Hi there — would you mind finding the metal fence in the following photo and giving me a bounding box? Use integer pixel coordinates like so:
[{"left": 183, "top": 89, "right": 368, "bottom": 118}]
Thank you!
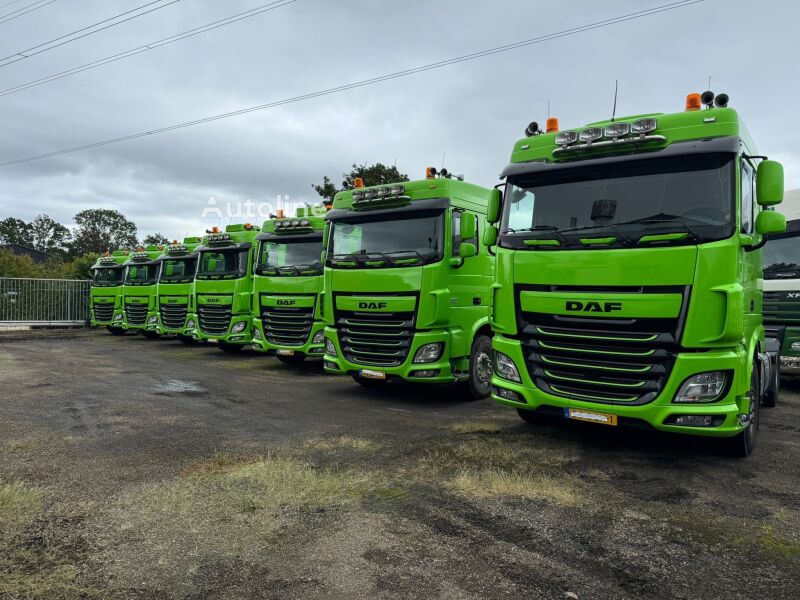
[{"left": 0, "top": 277, "right": 91, "bottom": 327}]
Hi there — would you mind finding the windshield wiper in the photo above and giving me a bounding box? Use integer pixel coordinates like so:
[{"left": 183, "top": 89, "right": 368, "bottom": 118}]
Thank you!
[
  {"left": 504, "top": 225, "right": 571, "bottom": 246},
  {"left": 614, "top": 214, "right": 701, "bottom": 242},
  {"left": 383, "top": 250, "right": 430, "bottom": 265},
  {"left": 552, "top": 223, "right": 635, "bottom": 246}
]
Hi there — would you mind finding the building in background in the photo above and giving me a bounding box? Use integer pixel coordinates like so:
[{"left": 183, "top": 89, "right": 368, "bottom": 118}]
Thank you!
[{"left": 0, "top": 243, "right": 50, "bottom": 264}]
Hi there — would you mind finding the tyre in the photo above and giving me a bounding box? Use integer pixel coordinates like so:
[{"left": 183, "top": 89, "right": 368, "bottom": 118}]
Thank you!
[
  {"left": 762, "top": 362, "right": 779, "bottom": 408},
  {"left": 727, "top": 366, "right": 760, "bottom": 457},
  {"left": 466, "top": 334, "right": 493, "bottom": 400},
  {"left": 177, "top": 334, "right": 196, "bottom": 345},
  {"left": 218, "top": 341, "right": 244, "bottom": 353},
  {"left": 516, "top": 408, "right": 541, "bottom": 424},
  {"left": 106, "top": 326, "right": 126, "bottom": 336},
  {"left": 141, "top": 330, "right": 160, "bottom": 339},
  {"left": 352, "top": 375, "right": 386, "bottom": 388},
  {"left": 277, "top": 353, "right": 306, "bottom": 365}
]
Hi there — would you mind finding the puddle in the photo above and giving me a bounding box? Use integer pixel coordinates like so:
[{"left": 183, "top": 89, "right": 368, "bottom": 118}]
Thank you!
[{"left": 154, "top": 379, "right": 205, "bottom": 396}]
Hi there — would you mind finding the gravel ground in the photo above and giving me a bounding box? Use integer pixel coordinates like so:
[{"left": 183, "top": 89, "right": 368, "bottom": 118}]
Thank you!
[{"left": 0, "top": 329, "right": 798, "bottom": 599}]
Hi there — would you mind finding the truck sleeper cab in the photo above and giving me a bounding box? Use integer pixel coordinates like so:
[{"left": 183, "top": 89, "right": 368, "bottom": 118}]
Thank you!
[
  {"left": 155, "top": 236, "right": 201, "bottom": 343},
  {"left": 763, "top": 218, "right": 800, "bottom": 375},
  {"left": 191, "top": 223, "right": 260, "bottom": 352},
  {"left": 322, "top": 174, "right": 497, "bottom": 400},
  {"left": 122, "top": 246, "right": 164, "bottom": 338},
  {"left": 485, "top": 95, "right": 785, "bottom": 456},
  {"left": 251, "top": 210, "right": 326, "bottom": 363},
  {"left": 89, "top": 249, "right": 129, "bottom": 335}
]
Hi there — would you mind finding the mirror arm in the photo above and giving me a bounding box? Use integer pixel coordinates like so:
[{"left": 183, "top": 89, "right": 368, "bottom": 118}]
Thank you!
[
  {"left": 743, "top": 154, "right": 768, "bottom": 161},
  {"left": 743, "top": 238, "right": 768, "bottom": 253}
]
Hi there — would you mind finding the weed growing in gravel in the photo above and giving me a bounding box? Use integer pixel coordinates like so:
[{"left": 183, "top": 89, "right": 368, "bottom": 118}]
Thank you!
[
  {"left": 0, "top": 481, "right": 41, "bottom": 526},
  {"left": 305, "top": 436, "right": 381, "bottom": 452},
  {"left": 449, "top": 421, "right": 505, "bottom": 434}
]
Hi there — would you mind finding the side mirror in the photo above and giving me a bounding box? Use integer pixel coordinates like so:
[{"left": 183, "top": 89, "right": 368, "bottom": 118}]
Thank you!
[
  {"left": 487, "top": 188, "right": 502, "bottom": 224},
  {"left": 757, "top": 160, "right": 784, "bottom": 206},
  {"left": 482, "top": 225, "right": 498, "bottom": 247},
  {"left": 459, "top": 242, "right": 476, "bottom": 259},
  {"left": 459, "top": 212, "right": 476, "bottom": 241},
  {"left": 755, "top": 210, "right": 786, "bottom": 236}
]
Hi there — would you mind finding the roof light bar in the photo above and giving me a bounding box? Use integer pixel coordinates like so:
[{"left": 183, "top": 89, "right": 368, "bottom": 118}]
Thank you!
[{"left": 552, "top": 118, "right": 664, "bottom": 155}]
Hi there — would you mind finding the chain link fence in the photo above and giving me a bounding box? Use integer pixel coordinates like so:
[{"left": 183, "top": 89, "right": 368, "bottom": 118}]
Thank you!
[{"left": 0, "top": 278, "right": 91, "bottom": 327}]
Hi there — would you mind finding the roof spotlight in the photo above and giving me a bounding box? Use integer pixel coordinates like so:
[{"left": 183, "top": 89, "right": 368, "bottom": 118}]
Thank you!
[
  {"left": 290, "top": 219, "right": 300, "bottom": 227},
  {"left": 440, "top": 168, "right": 449, "bottom": 178},
  {"left": 300, "top": 219, "right": 310, "bottom": 227},
  {"left": 714, "top": 93, "right": 729, "bottom": 108},
  {"left": 524, "top": 121, "right": 539, "bottom": 137},
  {"left": 700, "top": 90, "right": 715, "bottom": 107}
]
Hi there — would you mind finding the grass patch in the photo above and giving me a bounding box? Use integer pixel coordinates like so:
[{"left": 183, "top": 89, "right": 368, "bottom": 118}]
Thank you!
[
  {"left": 0, "top": 482, "right": 41, "bottom": 527},
  {"left": 449, "top": 421, "right": 504, "bottom": 434},
  {"left": 305, "top": 436, "right": 380, "bottom": 452},
  {"left": 449, "top": 467, "right": 581, "bottom": 506}
]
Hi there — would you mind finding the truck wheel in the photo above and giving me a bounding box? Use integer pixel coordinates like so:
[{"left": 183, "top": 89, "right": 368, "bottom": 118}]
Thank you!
[
  {"left": 218, "top": 341, "right": 244, "bottom": 353},
  {"left": 762, "top": 363, "right": 780, "bottom": 408},
  {"left": 177, "top": 334, "right": 196, "bottom": 345},
  {"left": 141, "top": 330, "right": 160, "bottom": 339},
  {"left": 277, "top": 354, "right": 305, "bottom": 365},
  {"left": 352, "top": 375, "right": 385, "bottom": 388},
  {"left": 516, "top": 408, "right": 541, "bottom": 424},
  {"left": 467, "top": 334, "right": 493, "bottom": 400},
  {"left": 727, "top": 367, "right": 760, "bottom": 457},
  {"left": 106, "top": 327, "right": 126, "bottom": 336}
]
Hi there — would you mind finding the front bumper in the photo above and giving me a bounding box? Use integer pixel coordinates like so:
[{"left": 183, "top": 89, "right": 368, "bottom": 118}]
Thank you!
[
  {"left": 251, "top": 318, "right": 326, "bottom": 357},
  {"left": 323, "top": 326, "right": 458, "bottom": 383},
  {"left": 491, "top": 334, "right": 749, "bottom": 438},
  {"left": 193, "top": 315, "right": 253, "bottom": 344}
]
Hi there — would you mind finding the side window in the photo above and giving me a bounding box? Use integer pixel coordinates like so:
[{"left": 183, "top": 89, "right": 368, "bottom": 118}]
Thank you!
[
  {"left": 741, "top": 160, "right": 754, "bottom": 234},
  {"left": 452, "top": 210, "right": 479, "bottom": 257}
]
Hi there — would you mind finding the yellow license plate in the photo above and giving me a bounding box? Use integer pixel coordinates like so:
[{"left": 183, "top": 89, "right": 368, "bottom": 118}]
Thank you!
[
  {"left": 276, "top": 349, "right": 295, "bottom": 356},
  {"left": 359, "top": 369, "right": 386, "bottom": 380},
  {"left": 565, "top": 408, "right": 618, "bottom": 426}
]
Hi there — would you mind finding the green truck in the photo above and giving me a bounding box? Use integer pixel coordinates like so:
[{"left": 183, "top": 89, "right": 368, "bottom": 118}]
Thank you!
[
  {"left": 484, "top": 91, "right": 785, "bottom": 455},
  {"left": 251, "top": 210, "right": 326, "bottom": 363},
  {"left": 192, "top": 223, "right": 261, "bottom": 351},
  {"left": 155, "top": 237, "right": 201, "bottom": 343},
  {"left": 89, "top": 250, "right": 130, "bottom": 334},
  {"left": 122, "top": 245, "right": 165, "bottom": 337},
  {"left": 322, "top": 173, "right": 497, "bottom": 399},
  {"left": 764, "top": 218, "right": 800, "bottom": 375}
]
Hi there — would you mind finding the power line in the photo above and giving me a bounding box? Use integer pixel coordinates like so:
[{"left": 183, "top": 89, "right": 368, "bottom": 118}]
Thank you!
[
  {"left": 0, "top": 0, "right": 298, "bottom": 97},
  {"left": 0, "top": 0, "right": 181, "bottom": 69},
  {"left": 0, "top": 0, "right": 56, "bottom": 26},
  {"left": 0, "top": 0, "right": 705, "bottom": 168},
  {"left": 0, "top": 0, "right": 28, "bottom": 10}
]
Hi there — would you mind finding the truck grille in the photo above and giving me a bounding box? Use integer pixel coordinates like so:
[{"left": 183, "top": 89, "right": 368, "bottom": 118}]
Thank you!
[
  {"left": 518, "top": 287, "right": 683, "bottom": 405},
  {"left": 93, "top": 303, "right": 114, "bottom": 322},
  {"left": 764, "top": 291, "right": 800, "bottom": 325},
  {"left": 335, "top": 309, "right": 415, "bottom": 367},
  {"left": 198, "top": 304, "right": 231, "bottom": 335},
  {"left": 160, "top": 303, "right": 188, "bottom": 330},
  {"left": 125, "top": 304, "right": 148, "bottom": 326},
  {"left": 262, "top": 305, "right": 314, "bottom": 346}
]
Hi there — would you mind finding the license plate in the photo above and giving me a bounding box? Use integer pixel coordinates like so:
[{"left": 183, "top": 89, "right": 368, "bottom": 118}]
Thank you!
[
  {"left": 276, "top": 349, "right": 295, "bottom": 356},
  {"left": 359, "top": 369, "right": 386, "bottom": 380},
  {"left": 564, "top": 407, "right": 618, "bottom": 426}
]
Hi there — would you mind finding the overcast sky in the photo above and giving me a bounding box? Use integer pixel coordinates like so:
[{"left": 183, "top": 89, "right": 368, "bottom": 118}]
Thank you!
[{"left": 1, "top": 0, "right": 799, "bottom": 240}]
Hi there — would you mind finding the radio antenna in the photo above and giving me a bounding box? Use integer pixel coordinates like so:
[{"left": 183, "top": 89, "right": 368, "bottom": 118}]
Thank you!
[{"left": 611, "top": 80, "right": 619, "bottom": 122}]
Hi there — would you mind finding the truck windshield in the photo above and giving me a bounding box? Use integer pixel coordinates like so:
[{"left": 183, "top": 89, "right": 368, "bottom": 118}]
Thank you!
[
  {"left": 502, "top": 153, "right": 735, "bottom": 249},
  {"left": 763, "top": 234, "right": 800, "bottom": 280},
  {"left": 256, "top": 238, "right": 322, "bottom": 276},
  {"left": 196, "top": 248, "right": 248, "bottom": 279},
  {"left": 328, "top": 211, "right": 444, "bottom": 268},
  {"left": 159, "top": 257, "right": 197, "bottom": 283},
  {"left": 124, "top": 263, "right": 159, "bottom": 285},
  {"left": 92, "top": 267, "right": 124, "bottom": 286}
]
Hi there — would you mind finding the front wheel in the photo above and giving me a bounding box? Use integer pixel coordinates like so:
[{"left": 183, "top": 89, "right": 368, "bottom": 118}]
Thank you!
[
  {"left": 727, "top": 366, "right": 760, "bottom": 457},
  {"left": 466, "top": 334, "right": 493, "bottom": 400},
  {"left": 218, "top": 341, "right": 245, "bottom": 353},
  {"left": 106, "top": 326, "right": 126, "bottom": 336},
  {"left": 141, "top": 330, "right": 160, "bottom": 339},
  {"left": 352, "top": 375, "right": 386, "bottom": 388},
  {"left": 276, "top": 353, "right": 306, "bottom": 365},
  {"left": 177, "top": 334, "right": 196, "bottom": 345}
]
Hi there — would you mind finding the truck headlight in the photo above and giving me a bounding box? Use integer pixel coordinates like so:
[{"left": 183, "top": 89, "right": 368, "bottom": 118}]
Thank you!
[
  {"left": 494, "top": 352, "right": 521, "bottom": 383},
  {"left": 147, "top": 316, "right": 158, "bottom": 324},
  {"left": 231, "top": 321, "right": 246, "bottom": 334},
  {"left": 673, "top": 371, "right": 728, "bottom": 403},
  {"left": 186, "top": 319, "right": 196, "bottom": 329},
  {"left": 114, "top": 313, "right": 123, "bottom": 321},
  {"left": 413, "top": 342, "right": 442, "bottom": 364},
  {"left": 791, "top": 342, "right": 800, "bottom": 352},
  {"left": 312, "top": 330, "right": 325, "bottom": 344},
  {"left": 325, "top": 337, "right": 337, "bottom": 357}
]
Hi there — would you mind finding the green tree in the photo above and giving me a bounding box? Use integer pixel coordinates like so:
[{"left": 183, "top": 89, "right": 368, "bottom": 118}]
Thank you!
[
  {"left": 70, "top": 209, "right": 138, "bottom": 256},
  {"left": 312, "top": 163, "right": 409, "bottom": 203},
  {"left": 142, "top": 233, "right": 169, "bottom": 246},
  {"left": 0, "top": 218, "right": 33, "bottom": 247},
  {"left": 0, "top": 248, "right": 46, "bottom": 277},
  {"left": 59, "top": 253, "right": 99, "bottom": 280},
  {"left": 29, "top": 214, "right": 71, "bottom": 257}
]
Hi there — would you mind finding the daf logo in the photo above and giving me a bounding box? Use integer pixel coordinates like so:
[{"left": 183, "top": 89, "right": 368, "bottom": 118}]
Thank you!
[
  {"left": 359, "top": 301, "right": 387, "bottom": 310},
  {"left": 566, "top": 300, "right": 622, "bottom": 313},
  {"left": 277, "top": 299, "right": 296, "bottom": 306},
  {"left": 205, "top": 297, "right": 222, "bottom": 304}
]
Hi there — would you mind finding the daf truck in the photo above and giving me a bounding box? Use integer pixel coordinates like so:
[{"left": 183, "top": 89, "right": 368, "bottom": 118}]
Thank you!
[
  {"left": 322, "top": 172, "right": 497, "bottom": 399},
  {"left": 484, "top": 92, "right": 785, "bottom": 455},
  {"left": 251, "top": 210, "right": 326, "bottom": 363},
  {"left": 155, "top": 237, "right": 201, "bottom": 343},
  {"left": 89, "top": 250, "right": 129, "bottom": 334},
  {"left": 764, "top": 219, "right": 800, "bottom": 376},
  {"left": 122, "top": 245, "right": 164, "bottom": 338},
  {"left": 191, "top": 223, "right": 261, "bottom": 352}
]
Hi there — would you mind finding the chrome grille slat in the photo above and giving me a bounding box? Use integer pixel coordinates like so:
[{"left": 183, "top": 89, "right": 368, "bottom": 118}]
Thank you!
[
  {"left": 335, "top": 305, "right": 416, "bottom": 367},
  {"left": 198, "top": 304, "right": 231, "bottom": 335},
  {"left": 93, "top": 304, "right": 114, "bottom": 322},
  {"left": 160, "top": 303, "right": 188, "bottom": 330},
  {"left": 125, "top": 303, "right": 148, "bottom": 326},
  {"left": 261, "top": 303, "right": 314, "bottom": 346}
]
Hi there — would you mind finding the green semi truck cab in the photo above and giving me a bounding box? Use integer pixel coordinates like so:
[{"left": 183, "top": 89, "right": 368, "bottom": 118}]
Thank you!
[
  {"left": 122, "top": 245, "right": 164, "bottom": 337},
  {"left": 89, "top": 249, "right": 130, "bottom": 335},
  {"left": 484, "top": 92, "right": 786, "bottom": 455},
  {"left": 192, "top": 223, "right": 261, "bottom": 351},
  {"left": 764, "top": 218, "right": 800, "bottom": 375},
  {"left": 155, "top": 236, "right": 201, "bottom": 342},
  {"left": 251, "top": 209, "right": 326, "bottom": 363},
  {"left": 322, "top": 173, "right": 497, "bottom": 399}
]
